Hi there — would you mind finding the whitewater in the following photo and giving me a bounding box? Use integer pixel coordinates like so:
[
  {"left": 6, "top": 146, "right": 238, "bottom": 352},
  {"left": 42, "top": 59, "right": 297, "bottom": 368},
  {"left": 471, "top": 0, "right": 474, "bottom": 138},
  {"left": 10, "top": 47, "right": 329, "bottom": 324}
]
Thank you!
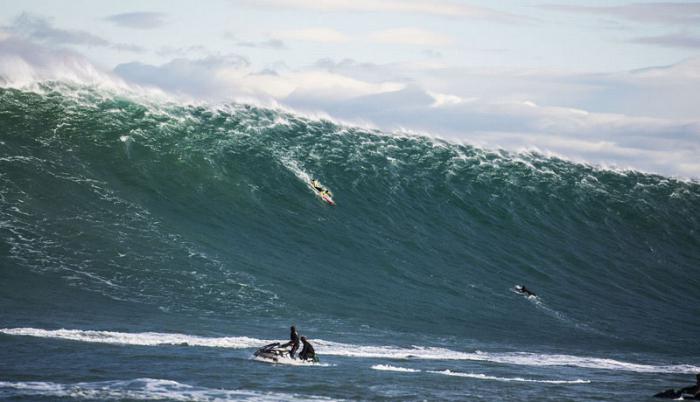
[{"left": 1, "top": 82, "right": 699, "bottom": 401}]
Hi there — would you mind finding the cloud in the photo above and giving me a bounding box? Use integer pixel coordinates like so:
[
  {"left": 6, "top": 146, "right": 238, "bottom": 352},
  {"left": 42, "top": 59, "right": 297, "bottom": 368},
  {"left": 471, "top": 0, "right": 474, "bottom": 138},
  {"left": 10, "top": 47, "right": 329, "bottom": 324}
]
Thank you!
[
  {"left": 113, "top": 55, "right": 404, "bottom": 101},
  {"left": 369, "top": 28, "right": 453, "bottom": 46},
  {"left": 9, "top": 13, "right": 110, "bottom": 46},
  {"left": 630, "top": 33, "right": 700, "bottom": 49},
  {"left": 6, "top": 13, "right": 145, "bottom": 52},
  {"left": 156, "top": 45, "right": 210, "bottom": 58},
  {"left": 105, "top": 12, "right": 167, "bottom": 29},
  {"left": 236, "top": 39, "right": 286, "bottom": 49},
  {"left": 113, "top": 55, "right": 250, "bottom": 98},
  {"left": 238, "top": 0, "right": 519, "bottom": 21},
  {"left": 543, "top": 3, "right": 700, "bottom": 26},
  {"left": 274, "top": 28, "right": 350, "bottom": 43}
]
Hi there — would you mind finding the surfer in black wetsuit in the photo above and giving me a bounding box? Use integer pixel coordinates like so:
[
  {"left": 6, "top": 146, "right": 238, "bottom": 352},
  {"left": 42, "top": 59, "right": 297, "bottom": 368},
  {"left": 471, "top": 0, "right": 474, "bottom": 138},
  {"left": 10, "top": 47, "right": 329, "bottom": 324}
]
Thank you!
[
  {"left": 298, "top": 336, "right": 316, "bottom": 361},
  {"left": 515, "top": 285, "right": 536, "bottom": 297},
  {"left": 279, "top": 325, "right": 300, "bottom": 359},
  {"left": 654, "top": 374, "right": 700, "bottom": 399}
]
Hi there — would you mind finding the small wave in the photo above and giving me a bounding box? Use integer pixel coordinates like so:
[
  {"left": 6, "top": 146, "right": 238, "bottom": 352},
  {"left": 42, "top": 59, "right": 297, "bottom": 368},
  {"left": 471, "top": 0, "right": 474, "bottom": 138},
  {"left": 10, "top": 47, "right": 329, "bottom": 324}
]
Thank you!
[
  {"left": 3, "top": 327, "right": 698, "bottom": 374},
  {"left": 0, "top": 378, "right": 335, "bottom": 401}
]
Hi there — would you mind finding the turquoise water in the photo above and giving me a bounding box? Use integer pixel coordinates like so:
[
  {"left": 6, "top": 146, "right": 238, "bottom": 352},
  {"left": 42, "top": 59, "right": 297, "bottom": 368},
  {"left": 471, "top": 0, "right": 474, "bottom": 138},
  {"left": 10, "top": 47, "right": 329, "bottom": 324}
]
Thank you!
[{"left": 1, "top": 83, "right": 699, "bottom": 401}]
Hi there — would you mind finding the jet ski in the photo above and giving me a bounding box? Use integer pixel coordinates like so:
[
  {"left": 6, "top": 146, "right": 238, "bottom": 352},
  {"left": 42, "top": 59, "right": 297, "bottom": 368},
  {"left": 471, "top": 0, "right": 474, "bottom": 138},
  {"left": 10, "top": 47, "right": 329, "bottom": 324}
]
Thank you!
[
  {"left": 254, "top": 342, "right": 289, "bottom": 362},
  {"left": 253, "top": 342, "right": 320, "bottom": 364}
]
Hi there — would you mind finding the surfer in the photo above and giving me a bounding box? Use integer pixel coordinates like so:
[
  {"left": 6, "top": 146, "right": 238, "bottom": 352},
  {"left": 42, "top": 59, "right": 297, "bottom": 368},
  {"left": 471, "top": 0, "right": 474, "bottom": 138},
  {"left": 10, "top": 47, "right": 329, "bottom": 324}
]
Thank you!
[
  {"left": 654, "top": 374, "right": 700, "bottom": 399},
  {"left": 298, "top": 336, "right": 316, "bottom": 361},
  {"left": 279, "top": 325, "right": 300, "bottom": 359},
  {"left": 515, "top": 285, "right": 536, "bottom": 297},
  {"left": 312, "top": 179, "right": 332, "bottom": 196}
]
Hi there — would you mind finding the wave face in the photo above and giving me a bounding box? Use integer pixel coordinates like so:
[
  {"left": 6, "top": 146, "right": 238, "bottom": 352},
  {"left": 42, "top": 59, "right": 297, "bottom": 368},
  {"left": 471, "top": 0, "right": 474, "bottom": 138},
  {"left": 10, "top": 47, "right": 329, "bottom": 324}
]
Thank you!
[{"left": 1, "top": 83, "right": 699, "bottom": 401}]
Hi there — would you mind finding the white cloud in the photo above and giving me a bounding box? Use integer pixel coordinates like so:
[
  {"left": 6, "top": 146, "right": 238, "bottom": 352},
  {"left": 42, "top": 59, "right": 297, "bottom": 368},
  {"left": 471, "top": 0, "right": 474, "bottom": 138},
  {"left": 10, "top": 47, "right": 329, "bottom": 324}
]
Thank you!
[
  {"left": 113, "top": 56, "right": 404, "bottom": 102},
  {"left": 274, "top": 28, "right": 350, "bottom": 43},
  {"left": 369, "top": 28, "right": 453, "bottom": 46},
  {"left": 544, "top": 3, "right": 700, "bottom": 26},
  {"left": 240, "top": 0, "right": 517, "bottom": 20}
]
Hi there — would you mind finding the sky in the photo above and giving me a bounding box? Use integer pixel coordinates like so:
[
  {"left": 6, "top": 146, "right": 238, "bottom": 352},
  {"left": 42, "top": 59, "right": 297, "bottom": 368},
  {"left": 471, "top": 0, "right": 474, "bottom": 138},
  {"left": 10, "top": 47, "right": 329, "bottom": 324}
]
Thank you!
[{"left": 0, "top": 0, "right": 699, "bottom": 178}]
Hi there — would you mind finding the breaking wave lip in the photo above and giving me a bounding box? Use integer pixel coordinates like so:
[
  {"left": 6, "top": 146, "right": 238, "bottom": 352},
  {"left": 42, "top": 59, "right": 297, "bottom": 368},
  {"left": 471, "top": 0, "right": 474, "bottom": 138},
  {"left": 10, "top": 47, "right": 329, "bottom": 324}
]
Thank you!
[
  {"left": 3, "top": 327, "right": 698, "bottom": 374},
  {"left": 371, "top": 365, "right": 590, "bottom": 384},
  {"left": 0, "top": 378, "right": 335, "bottom": 401}
]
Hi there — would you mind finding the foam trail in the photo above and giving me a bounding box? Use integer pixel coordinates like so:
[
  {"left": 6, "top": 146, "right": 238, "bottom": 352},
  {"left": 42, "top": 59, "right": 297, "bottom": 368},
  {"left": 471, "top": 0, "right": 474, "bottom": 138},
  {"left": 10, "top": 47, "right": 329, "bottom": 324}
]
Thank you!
[
  {"left": 516, "top": 289, "right": 608, "bottom": 337},
  {"left": 0, "top": 378, "right": 333, "bottom": 401},
  {"left": 426, "top": 370, "right": 591, "bottom": 384},
  {"left": 3, "top": 328, "right": 698, "bottom": 374},
  {"left": 371, "top": 365, "right": 590, "bottom": 384},
  {"left": 0, "top": 328, "right": 269, "bottom": 348}
]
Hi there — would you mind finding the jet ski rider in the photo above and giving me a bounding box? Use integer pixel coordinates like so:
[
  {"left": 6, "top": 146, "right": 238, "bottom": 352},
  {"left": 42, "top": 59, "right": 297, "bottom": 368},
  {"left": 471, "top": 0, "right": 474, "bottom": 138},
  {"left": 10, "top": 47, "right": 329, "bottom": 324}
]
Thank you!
[{"left": 279, "top": 325, "right": 300, "bottom": 359}]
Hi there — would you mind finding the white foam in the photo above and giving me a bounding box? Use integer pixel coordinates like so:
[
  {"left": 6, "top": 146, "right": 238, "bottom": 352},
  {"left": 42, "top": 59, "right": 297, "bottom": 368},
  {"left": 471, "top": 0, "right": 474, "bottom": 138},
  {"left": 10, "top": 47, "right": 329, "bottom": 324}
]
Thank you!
[
  {"left": 252, "top": 356, "right": 333, "bottom": 367},
  {"left": 0, "top": 328, "right": 268, "bottom": 349},
  {"left": 0, "top": 378, "right": 334, "bottom": 401},
  {"left": 3, "top": 327, "right": 698, "bottom": 374},
  {"left": 426, "top": 370, "right": 591, "bottom": 384},
  {"left": 371, "top": 364, "right": 420, "bottom": 373},
  {"left": 370, "top": 366, "right": 589, "bottom": 384}
]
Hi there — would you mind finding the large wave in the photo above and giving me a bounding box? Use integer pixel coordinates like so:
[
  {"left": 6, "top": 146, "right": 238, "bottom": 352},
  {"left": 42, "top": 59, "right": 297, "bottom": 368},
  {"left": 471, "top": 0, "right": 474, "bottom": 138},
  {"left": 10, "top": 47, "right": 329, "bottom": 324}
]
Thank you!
[{"left": 1, "top": 83, "right": 699, "bottom": 355}]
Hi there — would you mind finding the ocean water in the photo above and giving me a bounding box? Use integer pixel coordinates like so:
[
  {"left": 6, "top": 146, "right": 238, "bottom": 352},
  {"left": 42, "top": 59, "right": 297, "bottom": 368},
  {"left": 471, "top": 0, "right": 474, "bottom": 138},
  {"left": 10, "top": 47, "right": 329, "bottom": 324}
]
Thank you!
[{"left": 1, "top": 83, "right": 699, "bottom": 401}]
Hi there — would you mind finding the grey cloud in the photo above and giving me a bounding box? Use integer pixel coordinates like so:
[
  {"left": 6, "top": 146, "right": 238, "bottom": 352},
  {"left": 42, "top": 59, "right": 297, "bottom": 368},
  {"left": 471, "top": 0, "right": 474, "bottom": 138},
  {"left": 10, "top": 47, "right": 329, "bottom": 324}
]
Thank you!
[
  {"left": 156, "top": 45, "right": 210, "bottom": 57},
  {"left": 113, "top": 55, "right": 250, "bottom": 98},
  {"left": 544, "top": 3, "right": 700, "bottom": 26},
  {"left": 6, "top": 13, "right": 144, "bottom": 52},
  {"left": 630, "top": 33, "right": 700, "bottom": 48},
  {"left": 236, "top": 39, "right": 286, "bottom": 49},
  {"left": 10, "top": 13, "right": 109, "bottom": 46},
  {"left": 105, "top": 12, "right": 166, "bottom": 29}
]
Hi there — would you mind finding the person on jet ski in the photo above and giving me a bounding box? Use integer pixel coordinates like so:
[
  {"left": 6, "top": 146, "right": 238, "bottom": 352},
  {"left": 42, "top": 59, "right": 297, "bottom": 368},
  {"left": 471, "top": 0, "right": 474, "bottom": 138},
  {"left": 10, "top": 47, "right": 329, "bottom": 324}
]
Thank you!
[
  {"left": 515, "top": 285, "right": 536, "bottom": 297},
  {"left": 298, "top": 336, "right": 316, "bottom": 361},
  {"left": 279, "top": 325, "right": 300, "bottom": 359}
]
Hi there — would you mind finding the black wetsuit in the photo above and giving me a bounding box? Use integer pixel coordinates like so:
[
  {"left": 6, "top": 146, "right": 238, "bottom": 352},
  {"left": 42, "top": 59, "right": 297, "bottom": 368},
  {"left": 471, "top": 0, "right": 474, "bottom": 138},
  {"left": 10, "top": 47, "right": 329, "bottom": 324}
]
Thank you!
[
  {"left": 280, "top": 329, "right": 300, "bottom": 358},
  {"left": 299, "top": 340, "right": 315, "bottom": 361}
]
